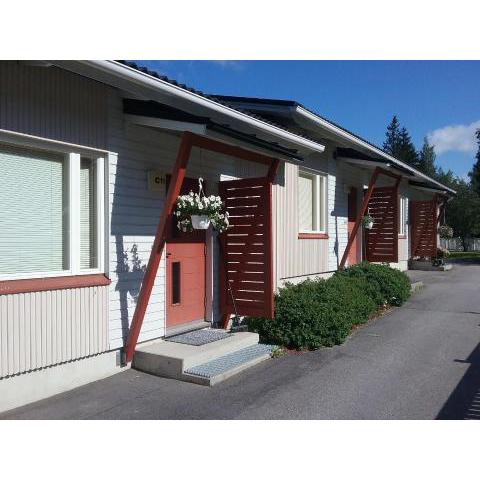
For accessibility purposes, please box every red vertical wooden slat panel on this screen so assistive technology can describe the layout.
[219,176,274,319]
[365,186,399,263]
[411,198,437,258]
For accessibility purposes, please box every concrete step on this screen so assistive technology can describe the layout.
[133,330,261,382]
[183,344,275,386]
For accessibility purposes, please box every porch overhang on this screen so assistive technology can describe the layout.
[123,131,281,363]
[50,60,326,157]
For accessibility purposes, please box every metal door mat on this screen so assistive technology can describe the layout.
[185,344,275,379]
[166,329,232,346]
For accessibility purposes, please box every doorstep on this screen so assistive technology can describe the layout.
[133,329,274,386]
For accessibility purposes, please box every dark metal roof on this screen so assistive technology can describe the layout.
[214,94,395,155]
[117,61,320,147]
[123,98,303,160]
[214,94,456,195]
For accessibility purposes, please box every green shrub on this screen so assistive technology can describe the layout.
[336,262,411,307]
[247,275,376,350]
[247,262,411,350]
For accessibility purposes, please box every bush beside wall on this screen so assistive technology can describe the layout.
[247,262,411,350]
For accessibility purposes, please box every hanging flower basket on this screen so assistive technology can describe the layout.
[362,214,374,230]
[174,178,230,233]
[191,215,211,230]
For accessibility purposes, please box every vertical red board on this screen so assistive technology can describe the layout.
[365,186,399,263]
[411,199,438,258]
[219,176,274,319]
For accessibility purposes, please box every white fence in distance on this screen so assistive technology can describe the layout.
[440,237,480,252]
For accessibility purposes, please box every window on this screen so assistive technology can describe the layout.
[171,262,181,305]
[298,170,327,233]
[0,145,69,276]
[399,196,408,236]
[0,139,105,280]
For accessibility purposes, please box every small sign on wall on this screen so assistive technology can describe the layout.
[148,170,165,192]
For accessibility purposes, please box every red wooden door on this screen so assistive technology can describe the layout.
[365,186,399,263]
[166,243,205,327]
[347,187,359,265]
[218,177,274,319]
[411,199,437,258]
[166,176,206,327]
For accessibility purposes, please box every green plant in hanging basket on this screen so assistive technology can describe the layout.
[362,214,374,229]
[174,178,230,233]
[438,225,453,239]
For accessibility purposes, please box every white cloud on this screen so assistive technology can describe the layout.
[210,60,245,71]
[427,120,480,155]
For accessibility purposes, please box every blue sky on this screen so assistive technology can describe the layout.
[135,60,480,179]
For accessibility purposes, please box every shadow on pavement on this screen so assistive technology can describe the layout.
[437,341,480,420]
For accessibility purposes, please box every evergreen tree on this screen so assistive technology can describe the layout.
[468,129,480,195]
[445,178,480,248]
[383,115,401,157]
[435,167,456,188]
[397,127,419,168]
[418,137,437,177]
[383,116,419,168]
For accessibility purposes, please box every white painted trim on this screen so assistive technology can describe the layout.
[105,153,115,278]
[96,156,105,273]
[205,229,214,324]
[0,129,114,156]
[125,114,207,135]
[0,136,108,281]
[69,153,81,273]
[295,107,456,194]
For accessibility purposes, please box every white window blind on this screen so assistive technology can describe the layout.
[298,172,314,231]
[0,145,68,275]
[80,157,98,269]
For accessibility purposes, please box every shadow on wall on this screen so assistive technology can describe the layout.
[110,154,164,344]
[436,341,480,420]
[114,239,147,341]
[330,176,347,270]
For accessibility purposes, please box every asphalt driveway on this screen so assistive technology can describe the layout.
[2,262,480,420]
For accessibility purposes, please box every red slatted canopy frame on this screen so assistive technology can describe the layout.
[219,176,274,323]
[339,166,401,269]
[364,185,400,263]
[123,132,279,363]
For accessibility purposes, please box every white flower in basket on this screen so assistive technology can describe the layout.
[174,178,230,233]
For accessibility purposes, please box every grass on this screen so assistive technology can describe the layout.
[448,251,480,262]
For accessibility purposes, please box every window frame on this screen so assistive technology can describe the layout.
[297,168,328,235]
[399,195,408,237]
[0,130,109,281]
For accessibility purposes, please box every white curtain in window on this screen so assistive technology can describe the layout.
[0,145,67,275]
[80,158,97,269]
[298,173,314,231]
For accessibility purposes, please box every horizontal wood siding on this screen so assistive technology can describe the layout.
[0,63,112,379]
[106,93,268,345]
[0,61,107,149]
[0,286,109,379]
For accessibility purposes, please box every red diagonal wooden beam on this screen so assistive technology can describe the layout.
[339,167,380,269]
[124,132,193,363]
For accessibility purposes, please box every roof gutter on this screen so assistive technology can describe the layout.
[59,60,325,155]
[296,106,456,195]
